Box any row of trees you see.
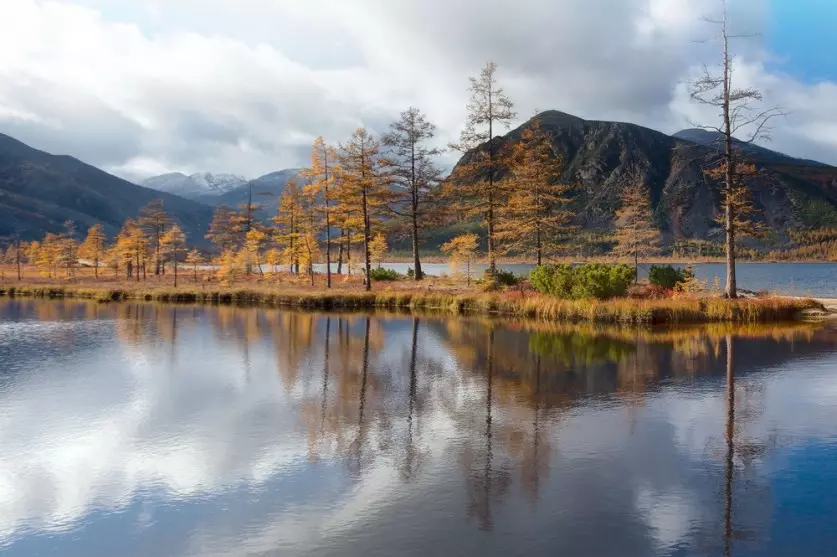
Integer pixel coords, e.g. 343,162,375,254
1,1,776,298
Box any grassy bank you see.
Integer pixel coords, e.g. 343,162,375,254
0,283,821,325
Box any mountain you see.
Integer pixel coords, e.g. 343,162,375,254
0,133,213,242
452,110,837,247
141,172,247,200
195,169,302,210
672,128,830,168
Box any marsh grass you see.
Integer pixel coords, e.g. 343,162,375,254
0,283,820,324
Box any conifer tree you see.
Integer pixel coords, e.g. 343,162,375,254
690,0,783,297
161,224,186,286
496,121,574,265
449,61,516,275
138,200,171,275
441,233,479,286
273,178,305,274
185,249,204,283
303,137,338,287
79,224,108,279
206,205,241,253
614,177,661,281
338,128,389,291
369,233,388,269
382,107,442,280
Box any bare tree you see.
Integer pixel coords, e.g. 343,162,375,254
450,61,516,275
382,107,443,280
690,0,784,298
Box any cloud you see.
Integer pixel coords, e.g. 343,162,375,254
0,0,834,183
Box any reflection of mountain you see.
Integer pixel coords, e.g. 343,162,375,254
1,301,837,556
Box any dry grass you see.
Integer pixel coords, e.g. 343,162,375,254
0,275,821,325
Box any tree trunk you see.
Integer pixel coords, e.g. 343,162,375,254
15,241,21,281
362,189,372,291
412,190,424,280
722,13,738,299
337,227,345,275
325,158,332,289
173,254,178,287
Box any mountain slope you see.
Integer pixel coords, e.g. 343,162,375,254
452,111,837,248
672,128,830,168
0,133,213,242
196,169,302,210
141,172,247,199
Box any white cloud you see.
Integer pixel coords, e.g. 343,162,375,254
0,0,834,183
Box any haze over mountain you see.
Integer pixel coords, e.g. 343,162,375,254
454,110,837,247
0,133,213,242
193,169,302,208
141,172,248,200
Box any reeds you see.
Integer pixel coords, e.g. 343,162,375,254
0,284,820,324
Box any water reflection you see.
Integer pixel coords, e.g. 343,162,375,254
1,299,837,556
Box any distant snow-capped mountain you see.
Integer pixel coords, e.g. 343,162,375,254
141,172,248,200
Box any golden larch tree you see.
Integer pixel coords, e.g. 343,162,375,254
338,128,389,291
79,224,108,279
185,248,204,283
449,61,516,275
138,200,171,275
496,121,574,265
382,107,442,280
303,137,338,287
272,177,306,274
161,224,186,286
441,233,480,286
614,177,661,280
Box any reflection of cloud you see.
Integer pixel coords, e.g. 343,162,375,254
635,488,694,552
3,303,837,556
0,317,310,543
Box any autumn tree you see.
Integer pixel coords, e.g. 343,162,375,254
441,233,479,286
244,227,268,276
206,205,241,253
273,178,305,274
690,0,783,298
382,107,442,280
59,221,79,278
496,121,574,265
369,233,388,269
185,249,204,283
303,137,338,287
449,61,516,275
613,176,661,281
138,200,171,275
339,128,389,291
79,224,108,279
115,219,148,282
161,224,186,286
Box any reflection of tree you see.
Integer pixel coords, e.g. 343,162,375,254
461,327,512,531
397,317,426,482
346,317,372,479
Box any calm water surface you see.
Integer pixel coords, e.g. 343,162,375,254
2,300,837,556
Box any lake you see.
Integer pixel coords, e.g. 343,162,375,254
2,300,837,556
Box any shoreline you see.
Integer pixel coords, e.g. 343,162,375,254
0,283,823,326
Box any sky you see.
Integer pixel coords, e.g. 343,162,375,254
0,0,835,182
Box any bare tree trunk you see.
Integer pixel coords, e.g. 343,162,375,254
15,241,21,281
337,227,345,275
324,158,332,289
722,9,738,299
362,189,372,291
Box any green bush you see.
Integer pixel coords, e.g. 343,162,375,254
478,269,522,291
369,268,400,281
648,265,694,289
530,263,635,300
